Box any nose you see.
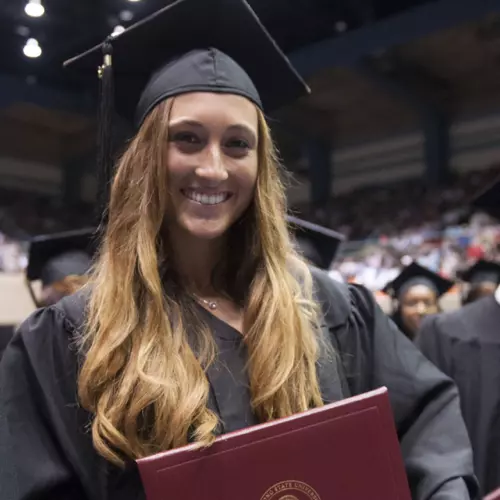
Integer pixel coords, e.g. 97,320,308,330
416,302,427,315
195,143,228,183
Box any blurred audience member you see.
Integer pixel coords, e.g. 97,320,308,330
25,228,96,307
460,260,500,305
383,262,454,340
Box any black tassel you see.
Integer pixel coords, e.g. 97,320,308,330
96,38,114,230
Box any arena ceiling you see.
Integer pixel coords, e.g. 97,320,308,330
1,0,500,170
0,0,432,81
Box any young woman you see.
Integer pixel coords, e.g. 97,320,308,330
0,0,476,499
384,262,454,340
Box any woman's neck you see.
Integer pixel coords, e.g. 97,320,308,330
167,229,225,295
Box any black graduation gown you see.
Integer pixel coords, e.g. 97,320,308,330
0,268,478,500
0,325,14,361
416,295,500,496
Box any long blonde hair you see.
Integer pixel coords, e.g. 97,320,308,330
78,98,325,466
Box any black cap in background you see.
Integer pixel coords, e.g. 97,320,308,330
27,228,97,287
287,215,345,270
460,259,500,286
383,262,454,300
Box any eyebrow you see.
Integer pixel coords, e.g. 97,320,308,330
168,119,257,139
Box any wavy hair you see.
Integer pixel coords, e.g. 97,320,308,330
78,98,325,466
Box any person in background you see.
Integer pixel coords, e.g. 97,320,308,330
0,229,95,360
459,259,500,305
0,1,476,499
288,215,344,281
416,178,500,498
25,228,96,307
384,262,454,340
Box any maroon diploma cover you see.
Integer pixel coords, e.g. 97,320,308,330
485,489,500,500
137,387,411,500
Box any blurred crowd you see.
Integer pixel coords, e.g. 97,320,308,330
308,166,500,290
0,188,93,273
333,221,500,291
323,166,500,240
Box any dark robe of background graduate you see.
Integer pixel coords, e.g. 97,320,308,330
416,177,500,497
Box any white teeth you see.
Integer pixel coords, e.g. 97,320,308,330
184,190,229,205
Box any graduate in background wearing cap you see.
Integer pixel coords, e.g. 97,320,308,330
384,262,454,341
0,1,476,499
288,215,344,281
416,177,500,497
0,229,94,361
26,228,95,307
460,259,500,306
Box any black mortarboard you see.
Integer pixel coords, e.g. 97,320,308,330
471,176,500,221
63,0,310,224
383,262,454,300
287,216,345,270
460,259,500,285
64,0,308,121
27,228,97,287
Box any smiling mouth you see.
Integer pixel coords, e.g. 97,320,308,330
182,189,232,206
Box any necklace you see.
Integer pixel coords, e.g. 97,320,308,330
194,295,218,310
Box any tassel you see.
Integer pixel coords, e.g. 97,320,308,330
96,38,114,230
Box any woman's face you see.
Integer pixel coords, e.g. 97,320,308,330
400,285,439,338
165,92,259,241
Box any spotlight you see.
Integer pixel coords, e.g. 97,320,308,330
111,25,126,37
23,38,42,58
25,0,45,18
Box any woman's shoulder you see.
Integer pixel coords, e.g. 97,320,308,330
309,266,376,329
52,287,90,332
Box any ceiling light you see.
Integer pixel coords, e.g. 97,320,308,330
111,25,126,37
25,0,45,18
23,38,42,58
127,0,142,2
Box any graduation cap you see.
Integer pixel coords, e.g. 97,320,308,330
383,262,454,300
63,0,310,222
26,228,97,288
459,259,500,286
287,215,345,270
471,176,500,221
